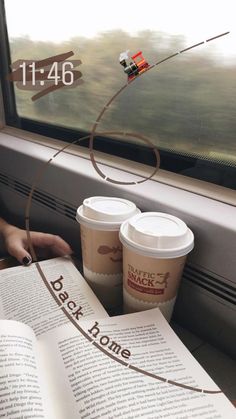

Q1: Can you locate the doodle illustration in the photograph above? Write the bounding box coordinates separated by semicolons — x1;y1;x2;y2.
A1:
25;31;230;394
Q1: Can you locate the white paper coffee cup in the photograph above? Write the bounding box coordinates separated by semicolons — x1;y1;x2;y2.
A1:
76;196;140;309
120;212;194;321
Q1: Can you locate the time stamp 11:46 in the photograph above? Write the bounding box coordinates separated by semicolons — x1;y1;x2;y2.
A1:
19;61;76;86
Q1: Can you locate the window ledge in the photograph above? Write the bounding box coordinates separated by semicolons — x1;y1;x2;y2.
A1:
1;125;236;207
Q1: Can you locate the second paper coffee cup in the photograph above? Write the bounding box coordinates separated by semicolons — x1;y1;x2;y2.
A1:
76;196;140;310
120;212;194;321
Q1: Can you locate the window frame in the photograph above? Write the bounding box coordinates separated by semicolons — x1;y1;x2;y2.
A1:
0;0;235;191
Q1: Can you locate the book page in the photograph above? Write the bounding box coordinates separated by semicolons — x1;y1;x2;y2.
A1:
38;308;236;419
0;320;52;419
0;257;107;338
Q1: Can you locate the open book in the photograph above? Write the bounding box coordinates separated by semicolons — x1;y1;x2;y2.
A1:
0;257;235;418
0;256;108;336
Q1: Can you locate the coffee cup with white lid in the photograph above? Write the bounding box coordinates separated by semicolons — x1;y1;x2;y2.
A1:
76;196;140;310
119;212;194;321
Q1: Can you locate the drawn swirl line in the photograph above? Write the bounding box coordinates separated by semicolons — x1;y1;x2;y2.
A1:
89;32;230;185
24;32;230;394
24;138;221;394
33;259;221;393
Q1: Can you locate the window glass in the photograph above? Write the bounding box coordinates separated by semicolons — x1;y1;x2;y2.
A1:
4;0;236;171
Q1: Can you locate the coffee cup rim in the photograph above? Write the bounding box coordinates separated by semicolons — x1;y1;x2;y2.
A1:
76;202;141;231
119;213;194;258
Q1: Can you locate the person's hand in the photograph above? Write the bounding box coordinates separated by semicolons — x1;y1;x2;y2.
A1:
2;224;72;265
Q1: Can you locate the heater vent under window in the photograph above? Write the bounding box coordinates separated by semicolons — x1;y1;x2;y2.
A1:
0;171;76;220
1;169;235;309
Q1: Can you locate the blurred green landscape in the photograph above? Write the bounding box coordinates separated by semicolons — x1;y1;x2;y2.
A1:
9;31;236;165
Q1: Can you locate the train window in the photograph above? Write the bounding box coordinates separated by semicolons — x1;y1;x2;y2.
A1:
1;0;236;190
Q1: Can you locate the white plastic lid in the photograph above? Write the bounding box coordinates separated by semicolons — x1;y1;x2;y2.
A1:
120;212;194;258
76;196;140;231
